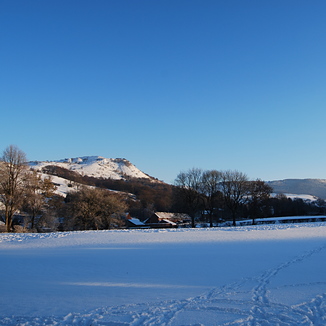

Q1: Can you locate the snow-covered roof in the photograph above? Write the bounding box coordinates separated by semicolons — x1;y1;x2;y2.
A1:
128;218;145;226
160;219;177;226
155;212;189;220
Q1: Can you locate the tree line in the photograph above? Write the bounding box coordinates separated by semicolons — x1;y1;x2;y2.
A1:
1;145;325;233
173;168;326;227
173;168;273;227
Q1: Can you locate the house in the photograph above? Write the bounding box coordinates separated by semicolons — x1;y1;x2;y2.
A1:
144;212;179;228
125;212;191;229
125;213;149;229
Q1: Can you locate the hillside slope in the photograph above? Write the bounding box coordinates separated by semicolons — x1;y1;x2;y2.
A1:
30;156;156;181
268;179;326;200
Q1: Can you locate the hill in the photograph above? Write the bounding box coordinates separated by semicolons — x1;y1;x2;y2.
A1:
267;178;326;200
28;156;173;213
29;156;159;182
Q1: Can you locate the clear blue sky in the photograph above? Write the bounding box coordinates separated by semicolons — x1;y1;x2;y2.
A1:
1;0;326;183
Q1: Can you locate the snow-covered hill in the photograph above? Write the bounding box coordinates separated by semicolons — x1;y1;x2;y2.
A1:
29;156;155;181
268;178;326;200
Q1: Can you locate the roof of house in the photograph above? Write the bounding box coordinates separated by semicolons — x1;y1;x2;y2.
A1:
155;212;190;220
159;218;177;226
128;218;145;226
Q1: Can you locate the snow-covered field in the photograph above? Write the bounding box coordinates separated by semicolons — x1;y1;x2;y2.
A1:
1;223;326;325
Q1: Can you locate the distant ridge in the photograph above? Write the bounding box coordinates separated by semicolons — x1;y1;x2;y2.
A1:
267;179;326;200
29;156;158;181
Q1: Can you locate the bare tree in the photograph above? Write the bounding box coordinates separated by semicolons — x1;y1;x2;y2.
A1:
220;170;250;226
201;170;222;227
0;145;28;232
23;170;57;230
174;168;204;228
248;179;273;224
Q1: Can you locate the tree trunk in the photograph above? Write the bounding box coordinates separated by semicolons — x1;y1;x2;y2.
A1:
191;216;195;228
209;213;213;228
232;210;237;226
5;205;14;232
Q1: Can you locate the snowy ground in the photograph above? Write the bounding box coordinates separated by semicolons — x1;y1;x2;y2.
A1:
1;224;326;325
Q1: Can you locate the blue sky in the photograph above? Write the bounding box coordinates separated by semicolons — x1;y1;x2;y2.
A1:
1;1;326;183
